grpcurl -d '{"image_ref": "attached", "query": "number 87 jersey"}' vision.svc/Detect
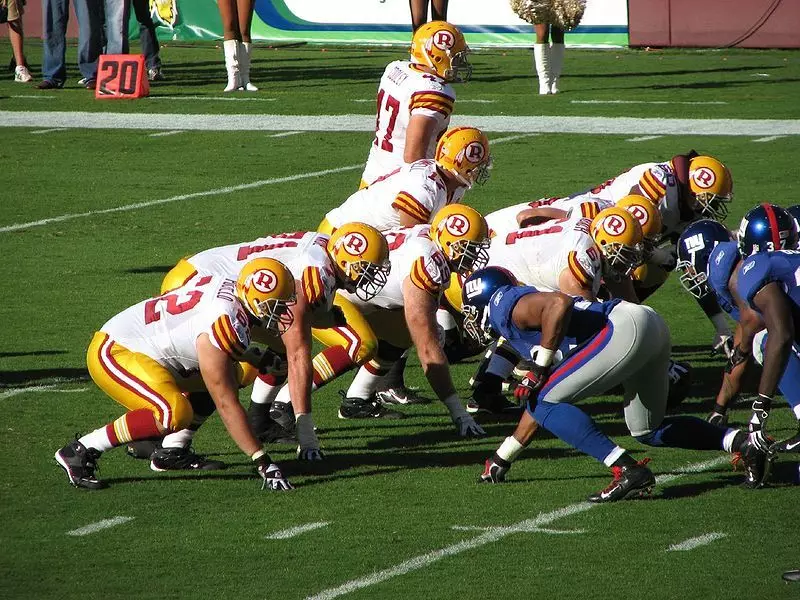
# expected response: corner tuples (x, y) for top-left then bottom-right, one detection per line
(361, 60), (456, 186)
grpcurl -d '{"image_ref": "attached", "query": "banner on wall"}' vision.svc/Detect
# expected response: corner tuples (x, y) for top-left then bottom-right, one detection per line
(145, 0), (628, 47)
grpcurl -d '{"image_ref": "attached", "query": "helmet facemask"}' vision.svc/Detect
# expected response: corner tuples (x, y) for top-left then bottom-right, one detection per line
(676, 261), (710, 299)
(252, 295), (296, 335)
(447, 238), (490, 273)
(693, 191), (732, 221)
(345, 259), (390, 302)
(462, 304), (491, 345)
(601, 242), (643, 276)
(445, 49), (472, 82)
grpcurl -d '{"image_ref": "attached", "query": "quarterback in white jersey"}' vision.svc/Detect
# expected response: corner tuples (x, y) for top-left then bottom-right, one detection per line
(54, 260), (297, 491)
(485, 197), (609, 237)
(360, 20), (470, 186)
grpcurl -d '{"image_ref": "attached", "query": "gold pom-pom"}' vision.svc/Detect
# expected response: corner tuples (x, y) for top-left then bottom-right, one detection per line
(509, 0), (586, 31)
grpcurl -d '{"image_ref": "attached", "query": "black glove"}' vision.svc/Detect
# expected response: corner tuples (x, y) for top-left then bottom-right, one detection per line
(255, 455), (293, 491)
(513, 364), (550, 404)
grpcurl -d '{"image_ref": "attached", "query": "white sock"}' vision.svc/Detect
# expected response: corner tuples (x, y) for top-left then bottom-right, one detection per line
(162, 428), (196, 449)
(347, 364), (385, 400)
(533, 43), (551, 95)
(549, 43), (565, 94)
(603, 446), (627, 467)
(79, 427), (114, 453)
(722, 428), (740, 453)
(251, 377), (281, 405)
(496, 436), (525, 462)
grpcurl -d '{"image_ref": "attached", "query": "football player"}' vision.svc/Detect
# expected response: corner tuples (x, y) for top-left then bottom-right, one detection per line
(466, 206), (645, 414)
(462, 267), (771, 499)
(159, 224), (390, 461)
(278, 205), (490, 438)
(361, 21), (471, 188)
(54, 259), (296, 491)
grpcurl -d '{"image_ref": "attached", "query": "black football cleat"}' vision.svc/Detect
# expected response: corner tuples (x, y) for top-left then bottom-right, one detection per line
(466, 387), (522, 415)
(337, 392), (404, 420)
(268, 400), (296, 434)
(737, 438), (772, 489)
(784, 570), (800, 582)
(770, 425), (800, 454)
(126, 439), (161, 459)
(55, 439), (107, 490)
(150, 447), (226, 472)
(248, 402), (296, 443)
(588, 459), (655, 503)
(376, 386), (430, 405)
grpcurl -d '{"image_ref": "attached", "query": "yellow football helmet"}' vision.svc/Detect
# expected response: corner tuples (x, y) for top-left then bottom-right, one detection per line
(410, 20), (472, 82)
(327, 222), (390, 301)
(435, 127), (492, 188)
(236, 258), (296, 334)
(430, 204), (490, 273)
(688, 155), (733, 220)
(590, 207), (644, 276)
(616, 194), (663, 259)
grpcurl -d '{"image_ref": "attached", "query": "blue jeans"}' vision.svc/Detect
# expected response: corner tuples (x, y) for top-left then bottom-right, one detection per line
(41, 0), (103, 83)
(103, 0), (131, 55)
(131, 0), (159, 69)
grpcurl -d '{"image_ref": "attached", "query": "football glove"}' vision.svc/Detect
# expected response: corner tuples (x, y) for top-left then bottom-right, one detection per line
(256, 457), (293, 491)
(713, 334), (734, 360)
(454, 414), (486, 438)
(747, 394), (772, 452)
(242, 346), (288, 376)
(513, 364), (549, 403)
(478, 454), (510, 483)
(297, 447), (325, 461)
(706, 410), (728, 428)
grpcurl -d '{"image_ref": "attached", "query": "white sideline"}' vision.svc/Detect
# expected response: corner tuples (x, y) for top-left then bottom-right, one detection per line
(266, 522), (330, 539)
(2, 112), (799, 136)
(66, 516), (134, 537)
(148, 130), (184, 137)
(0, 384), (87, 400)
(752, 136), (786, 143)
(626, 135), (663, 142)
(270, 131), (303, 138)
(0, 164), (361, 233)
(29, 128), (66, 135)
(667, 532), (727, 552)
(571, 100), (728, 105)
(0, 132), (525, 234)
(306, 455), (732, 600)
(148, 95), (277, 102)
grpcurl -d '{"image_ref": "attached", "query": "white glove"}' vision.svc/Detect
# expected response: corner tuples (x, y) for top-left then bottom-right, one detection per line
(712, 332), (734, 359)
(256, 460), (294, 491)
(295, 413), (323, 461)
(454, 414), (486, 438)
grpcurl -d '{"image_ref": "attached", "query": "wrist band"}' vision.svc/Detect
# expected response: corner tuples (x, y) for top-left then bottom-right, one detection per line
(535, 348), (554, 368)
(251, 449), (266, 461)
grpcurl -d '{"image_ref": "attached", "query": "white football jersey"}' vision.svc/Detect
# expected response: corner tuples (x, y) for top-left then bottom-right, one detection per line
(101, 275), (251, 380)
(187, 231), (338, 311)
(361, 60), (456, 185)
(571, 161), (686, 236)
(485, 197), (610, 236)
(327, 159), (463, 232)
(487, 214), (603, 297)
(339, 224), (450, 311)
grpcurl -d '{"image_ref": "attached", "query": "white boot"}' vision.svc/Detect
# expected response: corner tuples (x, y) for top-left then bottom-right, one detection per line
(549, 43), (565, 94)
(533, 43), (551, 95)
(223, 39), (241, 92)
(239, 41), (259, 92)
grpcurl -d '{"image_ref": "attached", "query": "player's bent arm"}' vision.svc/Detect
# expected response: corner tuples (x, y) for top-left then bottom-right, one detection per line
(281, 279), (314, 415)
(404, 114), (440, 163)
(196, 333), (261, 457)
(517, 207), (568, 228)
(398, 210), (427, 228)
(402, 278), (457, 400)
(557, 268), (595, 301)
(715, 320), (753, 407)
(511, 290), (573, 352)
(752, 282), (795, 398)
(605, 275), (640, 303)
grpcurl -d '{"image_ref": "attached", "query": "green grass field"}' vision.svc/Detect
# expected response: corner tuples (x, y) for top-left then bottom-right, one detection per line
(1, 41), (799, 600)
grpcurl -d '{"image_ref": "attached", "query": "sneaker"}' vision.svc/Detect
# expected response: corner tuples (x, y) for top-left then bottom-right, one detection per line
(376, 386), (429, 405)
(338, 392), (404, 420)
(587, 459), (655, 503)
(126, 439), (161, 459)
(735, 438), (772, 489)
(54, 439), (106, 490)
(770, 425), (800, 454)
(147, 67), (164, 81)
(14, 66), (32, 83)
(268, 400), (296, 434)
(466, 387), (522, 415)
(82, 78), (96, 90)
(150, 447), (226, 472)
(36, 79), (63, 90)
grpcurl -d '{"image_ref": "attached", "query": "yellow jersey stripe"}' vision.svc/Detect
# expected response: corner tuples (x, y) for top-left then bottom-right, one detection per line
(218, 315), (247, 354)
(567, 251), (591, 287)
(392, 193), (431, 223)
(410, 258), (439, 295)
(303, 266), (323, 307)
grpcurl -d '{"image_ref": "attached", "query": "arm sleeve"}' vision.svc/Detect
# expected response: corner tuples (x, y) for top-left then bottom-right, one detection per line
(207, 310), (250, 360)
(737, 255), (773, 308)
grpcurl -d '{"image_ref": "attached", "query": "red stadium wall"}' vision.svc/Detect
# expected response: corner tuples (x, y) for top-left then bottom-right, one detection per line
(629, 0), (800, 48)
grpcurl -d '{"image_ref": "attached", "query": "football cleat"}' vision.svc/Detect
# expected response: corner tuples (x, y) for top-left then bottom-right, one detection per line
(587, 459), (655, 503)
(769, 425), (800, 454)
(55, 439), (106, 490)
(248, 402), (296, 444)
(337, 393), (404, 420)
(478, 456), (510, 483)
(268, 400), (296, 434)
(126, 439), (161, 459)
(783, 570), (800, 583)
(150, 447), (226, 472)
(733, 437), (772, 489)
(466, 386), (522, 415)
(376, 386), (430, 405)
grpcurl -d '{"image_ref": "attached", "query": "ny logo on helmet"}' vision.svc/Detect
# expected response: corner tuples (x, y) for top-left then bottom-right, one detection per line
(464, 141), (486, 164)
(432, 30), (455, 50)
(445, 214), (470, 236)
(342, 232), (369, 256)
(602, 215), (627, 236)
(464, 278), (482, 299)
(692, 167), (717, 189)
(251, 269), (277, 293)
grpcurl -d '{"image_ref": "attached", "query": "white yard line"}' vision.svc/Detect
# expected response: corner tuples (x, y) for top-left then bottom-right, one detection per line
(451, 525), (586, 535)
(2, 112), (798, 136)
(667, 532), (727, 552)
(0, 385), (87, 400)
(66, 516), (134, 537)
(148, 95), (277, 102)
(266, 522), (330, 539)
(29, 128), (66, 135)
(270, 131), (303, 138)
(148, 130), (184, 137)
(12, 95), (56, 100)
(306, 455), (733, 600)
(489, 133), (538, 144)
(752, 135), (786, 143)
(571, 100), (728, 105)
(351, 98), (495, 103)
(626, 135), (663, 142)
(0, 164), (361, 234)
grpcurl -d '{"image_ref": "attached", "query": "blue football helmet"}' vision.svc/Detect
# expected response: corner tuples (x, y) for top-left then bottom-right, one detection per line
(737, 203), (799, 257)
(461, 267), (518, 343)
(786, 204), (800, 237)
(676, 219), (732, 299)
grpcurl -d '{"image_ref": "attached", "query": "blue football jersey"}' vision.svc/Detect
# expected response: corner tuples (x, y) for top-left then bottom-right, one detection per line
(737, 250), (800, 337)
(707, 241), (741, 321)
(486, 284), (620, 360)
